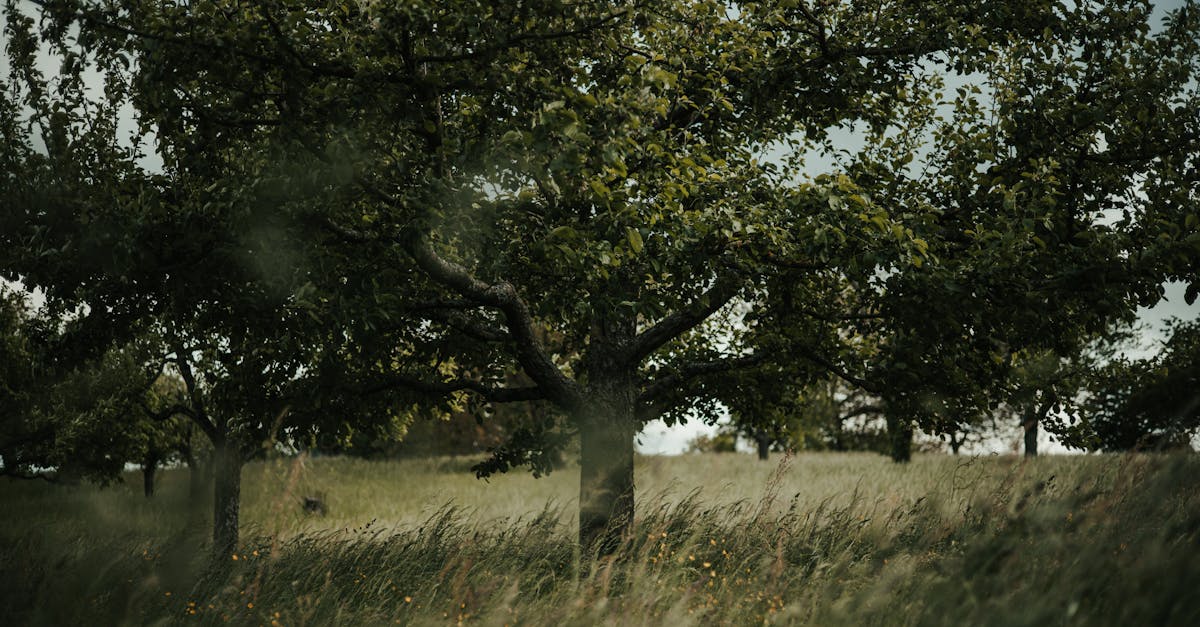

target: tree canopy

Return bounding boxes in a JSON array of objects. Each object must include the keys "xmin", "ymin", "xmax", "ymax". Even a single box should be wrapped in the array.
[{"xmin": 3, "ymin": 0, "xmax": 1198, "ymax": 555}]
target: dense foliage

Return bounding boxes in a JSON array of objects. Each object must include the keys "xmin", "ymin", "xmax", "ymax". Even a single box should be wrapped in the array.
[{"xmin": 3, "ymin": 0, "xmax": 1198, "ymax": 554}]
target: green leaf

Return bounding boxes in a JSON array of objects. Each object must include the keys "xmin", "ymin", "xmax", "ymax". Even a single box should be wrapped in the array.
[{"xmin": 626, "ymin": 227, "xmax": 643, "ymax": 254}]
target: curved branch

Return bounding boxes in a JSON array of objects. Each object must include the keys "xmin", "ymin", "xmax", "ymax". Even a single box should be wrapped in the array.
[
  {"xmin": 406, "ymin": 238, "xmax": 582, "ymax": 409},
  {"xmin": 422, "ymin": 309, "xmax": 510, "ymax": 343},
  {"xmin": 139, "ymin": 401, "xmax": 197, "ymax": 423},
  {"xmin": 796, "ymin": 348, "xmax": 881, "ymax": 395},
  {"xmin": 336, "ymin": 176, "xmax": 582, "ymax": 410},
  {"xmin": 171, "ymin": 346, "xmax": 220, "ymax": 441},
  {"xmin": 414, "ymin": 10, "xmax": 630, "ymax": 64},
  {"xmin": 625, "ymin": 272, "xmax": 746, "ymax": 366}
]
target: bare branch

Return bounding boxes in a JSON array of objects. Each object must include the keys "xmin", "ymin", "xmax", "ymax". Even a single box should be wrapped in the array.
[
  {"xmin": 139, "ymin": 401, "xmax": 196, "ymax": 423},
  {"xmin": 422, "ymin": 308, "xmax": 510, "ymax": 343}
]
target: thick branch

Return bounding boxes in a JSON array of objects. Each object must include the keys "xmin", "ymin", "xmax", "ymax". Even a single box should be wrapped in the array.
[
  {"xmin": 406, "ymin": 238, "xmax": 582, "ymax": 409},
  {"xmin": 171, "ymin": 346, "xmax": 220, "ymax": 441},
  {"xmin": 323, "ymin": 200, "xmax": 576, "ymax": 406},
  {"xmin": 414, "ymin": 10, "xmax": 629, "ymax": 64},
  {"xmin": 840, "ymin": 404, "xmax": 883, "ymax": 422},
  {"xmin": 796, "ymin": 348, "xmax": 881, "ymax": 395},
  {"xmin": 625, "ymin": 272, "xmax": 746, "ymax": 365}
]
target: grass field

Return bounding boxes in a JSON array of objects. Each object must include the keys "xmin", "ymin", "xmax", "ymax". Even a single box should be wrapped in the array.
[{"xmin": 2, "ymin": 452, "xmax": 1198, "ymax": 625}]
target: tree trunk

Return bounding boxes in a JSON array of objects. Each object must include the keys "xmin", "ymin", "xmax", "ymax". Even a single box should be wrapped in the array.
[
  {"xmin": 1023, "ymin": 415, "xmax": 1039, "ymax": 457},
  {"xmin": 888, "ymin": 415, "xmax": 913, "ymax": 463},
  {"xmin": 142, "ymin": 453, "xmax": 158, "ymax": 498},
  {"xmin": 211, "ymin": 440, "xmax": 243, "ymax": 558},
  {"xmin": 755, "ymin": 433, "xmax": 771, "ymax": 460},
  {"xmin": 949, "ymin": 433, "xmax": 963, "ymax": 455},
  {"xmin": 577, "ymin": 384, "xmax": 636, "ymax": 557}
]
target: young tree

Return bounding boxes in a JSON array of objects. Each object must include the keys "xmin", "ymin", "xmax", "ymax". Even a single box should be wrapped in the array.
[
  {"xmin": 1057, "ymin": 318, "xmax": 1200, "ymax": 452},
  {"xmin": 722, "ymin": 376, "xmax": 886, "ymax": 459},
  {"xmin": 0, "ymin": 288, "xmax": 197, "ymax": 492}
]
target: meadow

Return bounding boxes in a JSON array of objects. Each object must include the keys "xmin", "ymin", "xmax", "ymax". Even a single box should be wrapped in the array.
[{"xmin": 2, "ymin": 452, "xmax": 1198, "ymax": 626}]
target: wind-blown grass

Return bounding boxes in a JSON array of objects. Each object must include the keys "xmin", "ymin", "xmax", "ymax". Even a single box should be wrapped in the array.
[{"xmin": 2, "ymin": 452, "xmax": 1197, "ymax": 625}]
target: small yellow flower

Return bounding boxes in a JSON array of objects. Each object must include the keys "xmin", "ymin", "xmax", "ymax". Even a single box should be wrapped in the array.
[
  {"xmin": 247, "ymin": 602, "xmax": 254, "ymax": 609},
  {"xmin": 232, "ymin": 554, "xmax": 239, "ymax": 561},
  {"xmin": 405, "ymin": 597, "xmax": 413, "ymax": 603},
  {"xmin": 164, "ymin": 592, "xmax": 172, "ymax": 597}
]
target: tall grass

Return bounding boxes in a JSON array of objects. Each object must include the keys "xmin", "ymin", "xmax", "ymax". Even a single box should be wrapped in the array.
[{"xmin": 2, "ymin": 452, "xmax": 1197, "ymax": 625}]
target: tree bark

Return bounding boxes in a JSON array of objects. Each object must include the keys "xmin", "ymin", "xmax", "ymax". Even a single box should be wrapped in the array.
[
  {"xmin": 142, "ymin": 453, "xmax": 158, "ymax": 498},
  {"xmin": 211, "ymin": 439, "xmax": 243, "ymax": 558},
  {"xmin": 888, "ymin": 415, "xmax": 914, "ymax": 463},
  {"xmin": 577, "ymin": 381, "xmax": 636, "ymax": 557},
  {"xmin": 755, "ymin": 432, "xmax": 771, "ymax": 460},
  {"xmin": 1023, "ymin": 414, "xmax": 1039, "ymax": 457}
]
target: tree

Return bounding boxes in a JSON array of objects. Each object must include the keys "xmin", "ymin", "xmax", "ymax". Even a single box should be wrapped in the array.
[
  {"xmin": 722, "ymin": 377, "xmax": 886, "ymax": 459},
  {"xmin": 0, "ymin": 287, "xmax": 55, "ymax": 481},
  {"xmin": 0, "ymin": 287, "xmax": 199, "ymax": 493},
  {"xmin": 1058, "ymin": 318, "xmax": 1200, "ymax": 451},
  {"xmin": 821, "ymin": 0, "xmax": 1200, "ymax": 462},
  {"xmin": 10, "ymin": 0, "xmax": 997, "ymax": 555},
  {"xmin": 0, "ymin": 5, "xmax": 385, "ymax": 556},
  {"xmin": 6, "ymin": 1, "xmax": 1199, "ymax": 557}
]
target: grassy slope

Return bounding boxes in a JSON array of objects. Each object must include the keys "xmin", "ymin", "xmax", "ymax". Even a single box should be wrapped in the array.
[{"xmin": 1, "ymin": 452, "xmax": 1198, "ymax": 626}]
